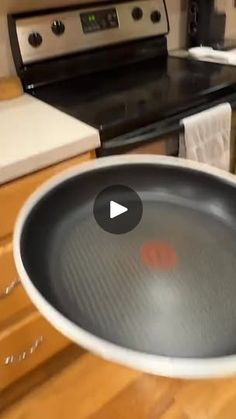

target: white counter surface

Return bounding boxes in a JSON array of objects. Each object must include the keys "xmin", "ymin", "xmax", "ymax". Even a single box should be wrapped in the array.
[{"xmin": 0, "ymin": 94, "xmax": 100, "ymax": 185}]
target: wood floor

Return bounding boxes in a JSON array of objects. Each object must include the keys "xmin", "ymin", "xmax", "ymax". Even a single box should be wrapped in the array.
[{"xmin": 2, "ymin": 345, "xmax": 236, "ymax": 419}]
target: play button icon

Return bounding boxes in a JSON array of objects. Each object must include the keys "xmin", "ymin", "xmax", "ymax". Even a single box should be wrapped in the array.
[
  {"xmin": 93, "ymin": 185, "xmax": 143, "ymax": 234},
  {"xmin": 110, "ymin": 201, "xmax": 128, "ymax": 219}
]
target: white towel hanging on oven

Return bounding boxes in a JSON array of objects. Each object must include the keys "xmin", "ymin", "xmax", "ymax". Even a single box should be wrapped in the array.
[{"xmin": 179, "ymin": 103, "xmax": 232, "ymax": 171}]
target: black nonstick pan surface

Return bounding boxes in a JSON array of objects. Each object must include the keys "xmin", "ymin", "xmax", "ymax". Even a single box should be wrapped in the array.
[{"xmin": 13, "ymin": 156, "xmax": 236, "ymax": 378}]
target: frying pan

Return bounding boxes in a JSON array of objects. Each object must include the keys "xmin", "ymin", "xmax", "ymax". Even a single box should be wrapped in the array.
[{"xmin": 13, "ymin": 155, "xmax": 236, "ymax": 379}]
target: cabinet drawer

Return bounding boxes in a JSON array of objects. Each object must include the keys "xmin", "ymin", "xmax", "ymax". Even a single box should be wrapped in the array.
[
  {"xmin": 0, "ymin": 242, "xmax": 32, "ymax": 328},
  {"xmin": 0, "ymin": 151, "xmax": 95, "ymax": 240},
  {"xmin": 0, "ymin": 311, "xmax": 69, "ymax": 390}
]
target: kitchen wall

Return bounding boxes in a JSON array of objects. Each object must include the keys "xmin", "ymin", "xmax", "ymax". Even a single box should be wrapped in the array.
[
  {"xmin": 0, "ymin": 0, "xmax": 187, "ymax": 78},
  {"xmin": 166, "ymin": 0, "xmax": 187, "ymax": 51},
  {"xmin": 216, "ymin": 0, "xmax": 236, "ymax": 38}
]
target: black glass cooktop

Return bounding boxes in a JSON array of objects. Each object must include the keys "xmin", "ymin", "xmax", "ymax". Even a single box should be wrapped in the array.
[{"xmin": 33, "ymin": 56, "xmax": 236, "ymax": 141}]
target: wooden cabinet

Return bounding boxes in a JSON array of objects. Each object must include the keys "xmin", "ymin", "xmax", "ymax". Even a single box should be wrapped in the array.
[
  {"xmin": 0, "ymin": 243, "xmax": 32, "ymax": 329},
  {"xmin": 0, "ymin": 311, "xmax": 68, "ymax": 390},
  {"xmin": 0, "ymin": 152, "xmax": 95, "ymax": 241},
  {"xmin": 0, "ymin": 150, "xmax": 95, "ymax": 391}
]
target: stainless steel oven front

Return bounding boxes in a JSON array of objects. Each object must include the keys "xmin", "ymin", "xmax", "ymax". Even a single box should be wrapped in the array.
[{"xmin": 125, "ymin": 134, "xmax": 179, "ymax": 155}]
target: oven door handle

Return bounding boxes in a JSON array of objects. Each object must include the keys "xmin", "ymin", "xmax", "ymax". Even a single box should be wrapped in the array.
[
  {"xmin": 103, "ymin": 122, "xmax": 182, "ymax": 150},
  {"xmin": 103, "ymin": 93, "xmax": 236, "ymax": 152}
]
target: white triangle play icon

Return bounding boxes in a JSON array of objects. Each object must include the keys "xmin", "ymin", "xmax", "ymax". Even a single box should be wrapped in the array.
[{"xmin": 110, "ymin": 200, "xmax": 128, "ymax": 219}]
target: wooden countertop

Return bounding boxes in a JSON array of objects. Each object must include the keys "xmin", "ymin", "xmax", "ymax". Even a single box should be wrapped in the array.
[{"xmin": 1, "ymin": 346, "xmax": 236, "ymax": 418}]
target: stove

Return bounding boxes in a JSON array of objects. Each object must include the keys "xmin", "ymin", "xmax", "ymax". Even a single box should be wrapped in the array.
[{"xmin": 8, "ymin": 1, "xmax": 236, "ymax": 157}]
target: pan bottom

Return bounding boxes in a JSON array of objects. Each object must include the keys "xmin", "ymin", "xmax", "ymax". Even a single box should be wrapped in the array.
[{"xmin": 46, "ymin": 198, "xmax": 236, "ymax": 358}]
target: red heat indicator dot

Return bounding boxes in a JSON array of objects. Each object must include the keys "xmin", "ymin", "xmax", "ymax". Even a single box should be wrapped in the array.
[{"xmin": 140, "ymin": 241, "xmax": 177, "ymax": 270}]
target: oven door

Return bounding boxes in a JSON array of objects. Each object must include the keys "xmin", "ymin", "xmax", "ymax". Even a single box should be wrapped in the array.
[
  {"xmin": 99, "ymin": 104, "xmax": 236, "ymax": 171},
  {"xmin": 125, "ymin": 134, "xmax": 179, "ymax": 155},
  {"xmin": 98, "ymin": 123, "xmax": 180, "ymax": 157}
]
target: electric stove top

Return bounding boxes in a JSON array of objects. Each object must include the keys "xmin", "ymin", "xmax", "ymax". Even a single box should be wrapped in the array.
[{"xmin": 33, "ymin": 56, "xmax": 236, "ymax": 141}]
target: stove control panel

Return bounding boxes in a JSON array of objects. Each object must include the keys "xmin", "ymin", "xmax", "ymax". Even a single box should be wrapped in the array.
[
  {"xmin": 80, "ymin": 8, "xmax": 119, "ymax": 33},
  {"xmin": 10, "ymin": 0, "xmax": 169, "ymax": 64}
]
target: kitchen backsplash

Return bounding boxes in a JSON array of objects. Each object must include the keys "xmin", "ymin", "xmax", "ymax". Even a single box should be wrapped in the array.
[{"xmin": 1, "ymin": 0, "xmax": 236, "ymax": 79}]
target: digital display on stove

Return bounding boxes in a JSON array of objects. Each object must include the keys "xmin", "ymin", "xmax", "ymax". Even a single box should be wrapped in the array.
[{"xmin": 80, "ymin": 8, "xmax": 119, "ymax": 34}]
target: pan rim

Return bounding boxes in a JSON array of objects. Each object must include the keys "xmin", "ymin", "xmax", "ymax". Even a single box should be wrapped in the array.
[{"xmin": 13, "ymin": 155, "xmax": 236, "ymax": 379}]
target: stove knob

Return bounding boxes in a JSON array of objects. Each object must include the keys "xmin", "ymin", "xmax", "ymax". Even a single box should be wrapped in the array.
[
  {"xmin": 51, "ymin": 20, "xmax": 65, "ymax": 36},
  {"xmin": 151, "ymin": 10, "xmax": 161, "ymax": 23},
  {"xmin": 28, "ymin": 32, "xmax": 42, "ymax": 48},
  {"xmin": 132, "ymin": 7, "xmax": 143, "ymax": 20}
]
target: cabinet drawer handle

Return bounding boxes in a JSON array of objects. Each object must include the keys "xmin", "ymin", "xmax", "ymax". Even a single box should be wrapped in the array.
[
  {"xmin": 0, "ymin": 278, "xmax": 20, "ymax": 299},
  {"xmin": 4, "ymin": 336, "xmax": 44, "ymax": 365}
]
